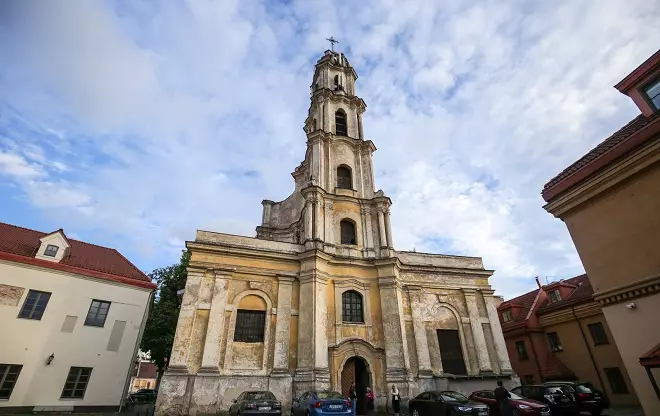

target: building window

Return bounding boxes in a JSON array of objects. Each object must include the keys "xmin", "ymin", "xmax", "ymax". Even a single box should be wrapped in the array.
[
  {"xmin": 604, "ymin": 367, "xmax": 629, "ymax": 394},
  {"xmin": 342, "ymin": 290, "xmax": 364, "ymax": 323},
  {"xmin": 523, "ymin": 374, "xmax": 535, "ymax": 385},
  {"xmin": 340, "ymin": 220, "xmax": 356, "ymax": 245},
  {"xmin": 337, "ymin": 166, "xmax": 352, "ymax": 189},
  {"xmin": 84, "ymin": 300, "xmax": 111, "ymax": 327},
  {"xmin": 502, "ymin": 309, "xmax": 513, "ymax": 323},
  {"xmin": 44, "ymin": 244, "xmax": 59, "ymax": 257},
  {"xmin": 436, "ymin": 329, "xmax": 467, "ymax": 375},
  {"xmin": 515, "ymin": 340, "xmax": 529, "ymax": 360},
  {"xmin": 335, "ymin": 109, "xmax": 347, "ymax": 136},
  {"xmin": 61, "ymin": 366, "xmax": 92, "ymax": 399},
  {"xmin": 549, "ymin": 289, "xmax": 562, "ymax": 303},
  {"xmin": 588, "ymin": 322, "xmax": 609, "ymax": 346},
  {"xmin": 0, "ymin": 364, "xmax": 22, "ymax": 400},
  {"xmin": 645, "ymin": 78, "xmax": 660, "ymax": 110},
  {"xmin": 547, "ymin": 332, "xmax": 563, "ymax": 352},
  {"xmin": 234, "ymin": 310, "xmax": 266, "ymax": 342},
  {"xmin": 18, "ymin": 290, "xmax": 51, "ymax": 320}
]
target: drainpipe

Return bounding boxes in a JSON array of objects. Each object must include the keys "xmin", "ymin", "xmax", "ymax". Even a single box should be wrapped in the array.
[
  {"xmin": 527, "ymin": 333, "xmax": 544, "ymax": 383},
  {"xmin": 571, "ymin": 307, "xmax": 609, "ymax": 403},
  {"xmin": 119, "ymin": 289, "xmax": 155, "ymax": 412}
]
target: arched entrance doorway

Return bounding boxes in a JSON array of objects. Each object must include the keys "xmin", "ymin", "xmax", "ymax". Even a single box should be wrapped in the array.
[{"xmin": 341, "ymin": 356, "xmax": 371, "ymax": 415}]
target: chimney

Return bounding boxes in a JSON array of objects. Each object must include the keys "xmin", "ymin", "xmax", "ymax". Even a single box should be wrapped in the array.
[{"xmin": 535, "ymin": 277, "xmax": 542, "ymax": 289}]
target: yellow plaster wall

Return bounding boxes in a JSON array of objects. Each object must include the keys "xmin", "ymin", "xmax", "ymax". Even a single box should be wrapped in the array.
[
  {"xmin": 368, "ymin": 282, "xmax": 384, "ymax": 344},
  {"xmin": 238, "ymin": 294, "xmax": 267, "ymax": 311}
]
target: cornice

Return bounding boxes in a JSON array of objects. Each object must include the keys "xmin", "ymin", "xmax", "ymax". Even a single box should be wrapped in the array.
[
  {"xmin": 594, "ymin": 272, "xmax": 660, "ymax": 306},
  {"xmin": 544, "ymin": 132, "xmax": 660, "ymax": 217},
  {"xmin": 187, "ymin": 241, "xmax": 301, "ymax": 263}
]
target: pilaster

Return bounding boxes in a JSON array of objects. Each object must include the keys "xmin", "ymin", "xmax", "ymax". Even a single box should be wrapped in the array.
[
  {"xmin": 377, "ymin": 276, "xmax": 411, "ymax": 382},
  {"xmin": 463, "ymin": 289, "xmax": 492, "ymax": 373},
  {"xmin": 168, "ymin": 269, "xmax": 204, "ymax": 370},
  {"xmin": 199, "ymin": 269, "xmax": 232, "ymax": 372},
  {"xmin": 273, "ymin": 275, "xmax": 296, "ymax": 372},
  {"xmin": 408, "ymin": 286, "xmax": 433, "ymax": 377},
  {"xmin": 483, "ymin": 290, "xmax": 513, "ymax": 373}
]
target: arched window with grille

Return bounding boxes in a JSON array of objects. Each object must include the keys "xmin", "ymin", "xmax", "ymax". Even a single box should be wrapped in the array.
[
  {"xmin": 340, "ymin": 220, "xmax": 356, "ymax": 245},
  {"xmin": 336, "ymin": 166, "xmax": 352, "ymax": 189},
  {"xmin": 342, "ymin": 290, "xmax": 364, "ymax": 323},
  {"xmin": 335, "ymin": 109, "xmax": 347, "ymax": 136}
]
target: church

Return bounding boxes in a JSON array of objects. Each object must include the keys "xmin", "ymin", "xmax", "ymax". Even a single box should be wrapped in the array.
[{"xmin": 156, "ymin": 48, "xmax": 514, "ymax": 416}]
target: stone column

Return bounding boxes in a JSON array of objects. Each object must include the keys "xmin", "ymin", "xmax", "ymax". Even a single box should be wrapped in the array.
[
  {"xmin": 364, "ymin": 208, "xmax": 374, "ymax": 251},
  {"xmin": 357, "ymin": 112, "xmax": 364, "ymax": 140},
  {"xmin": 463, "ymin": 289, "xmax": 492, "ymax": 373},
  {"xmin": 168, "ymin": 269, "xmax": 204, "ymax": 369},
  {"xmin": 377, "ymin": 210, "xmax": 387, "ymax": 248},
  {"xmin": 358, "ymin": 150, "xmax": 365, "ymax": 196},
  {"xmin": 325, "ymin": 203, "xmax": 334, "ymax": 244},
  {"xmin": 483, "ymin": 291, "xmax": 513, "ymax": 372},
  {"xmin": 378, "ymin": 277, "xmax": 410, "ymax": 384},
  {"xmin": 273, "ymin": 275, "xmax": 296, "ymax": 372},
  {"xmin": 313, "ymin": 198, "xmax": 322, "ymax": 240},
  {"xmin": 314, "ymin": 274, "xmax": 330, "ymax": 383},
  {"xmin": 408, "ymin": 287, "xmax": 433, "ymax": 376},
  {"xmin": 304, "ymin": 200, "xmax": 313, "ymax": 241},
  {"xmin": 199, "ymin": 270, "xmax": 231, "ymax": 372},
  {"xmin": 384, "ymin": 210, "xmax": 394, "ymax": 248}
]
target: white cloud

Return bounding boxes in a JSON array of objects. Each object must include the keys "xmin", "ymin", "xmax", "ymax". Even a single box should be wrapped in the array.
[{"xmin": 0, "ymin": 0, "xmax": 659, "ymax": 298}]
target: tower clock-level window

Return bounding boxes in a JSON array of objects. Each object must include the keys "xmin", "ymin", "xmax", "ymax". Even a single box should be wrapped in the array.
[
  {"xmin": 337, "ymin": 166, "xmax": 352, "ymax": 189},
  {"xmin": 342, "ymin": 290, "xmax": 364, "ymax": 323},
  {"xmin": 340, "ymin": 220, "xmax": 356, "ymax": 245},
  {"xmin": 335, "ymin": 109, "xmax": 348, "ymax": 136}
]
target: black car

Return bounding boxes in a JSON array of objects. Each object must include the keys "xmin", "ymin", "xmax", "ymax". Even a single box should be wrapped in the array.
[
  {"xmin": 408, "ymin": 390, "xmax": 489, "ymax": 415},
  {"xmin": 511, "ymin": 385, "xmax": 578, "ymax": 415},
  {"xmin": 544, "ymin": 381, "xmax": 609, "ymax": 415},
  {"xmin": 230, "ymin": 391, "xmax": 282, "ymax": 416},
  {"xmin": 127, "ymin": 389, "xmax": 158, "ymax": 403}
]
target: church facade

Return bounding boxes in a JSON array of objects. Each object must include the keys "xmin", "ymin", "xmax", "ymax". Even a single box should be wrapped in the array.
[{"xmin": 157, "ymin": 50, "xmax": 513, "ymax": 416}]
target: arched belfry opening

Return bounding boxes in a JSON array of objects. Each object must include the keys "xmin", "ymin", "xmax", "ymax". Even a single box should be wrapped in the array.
[
  {"xmin": 340, "ymin": 220, "xmax": 356, "ymax": 245},
  {"xmin": 337, "ymin": 165, "xmax": 352, "ymax": 189},
  {"xmin": 341, "ymin": 357, "xmax": 372, "ymax": 415},
  {"xmin": 335, "ymin": 109, "xmax": 348, "ymax": 136}
]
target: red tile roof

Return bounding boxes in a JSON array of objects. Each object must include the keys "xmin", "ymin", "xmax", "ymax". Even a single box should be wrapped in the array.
[
  {"xmin": 543, "ymin": 111, "xmax": 660, "ymax": 198},
  {"xmin": 498, "ymin": 288, "xmax": 541, "ymax": 330},
  {"xmin": 536, "ymin": 274, "xmax": 593, "ymax": 313},
  {"xmin": 0, "ymin": 222, "xmax": 153, "ymax": 288}
]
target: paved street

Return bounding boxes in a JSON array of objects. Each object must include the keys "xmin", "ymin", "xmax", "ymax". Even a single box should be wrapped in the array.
[{"xmin": 588, "ymin": 409, "xmax": 644, "ymax": 416}]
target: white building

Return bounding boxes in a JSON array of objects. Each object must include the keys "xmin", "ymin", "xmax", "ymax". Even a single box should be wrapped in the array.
[{"xmin": 0, "ymin": 222, "xmax": 155, "ymax": 412}]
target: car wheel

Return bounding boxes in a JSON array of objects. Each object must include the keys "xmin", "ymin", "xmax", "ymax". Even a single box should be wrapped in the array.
[{"xmin": 412, "ymin": 408, "xmax": 420, "ymax": 416}]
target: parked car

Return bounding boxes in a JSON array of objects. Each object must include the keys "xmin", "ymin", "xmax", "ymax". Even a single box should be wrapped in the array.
[
  {"xmin": 469, "ymin": 390, "xmax": 550, "ymax": 416},
  {"xmin": 408, "ymin": 390, "xmax": 489, "ymax": 415},
  {"xmin": 291, "ymin": 390, "xmax": 351, "ymax": 416},
  {"xmin": 544, "ymin": 381, "xmax": 609, "ymax": 416},
  {"xmin": 511, "ymin": 385, "xmax": 578, "ymax": 415},
  {"xmin": 229, "ymin": 391, "xmax": 282, "ymax": 416},
  {"xmin": 126, "ymin": 389, "xmax": 158, "ymax": 403}
]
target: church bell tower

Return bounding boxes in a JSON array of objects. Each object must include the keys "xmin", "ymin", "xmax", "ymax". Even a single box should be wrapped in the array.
[{"xmin": 257, "ymin": 48, "xmax": 395, "ymax": 258}]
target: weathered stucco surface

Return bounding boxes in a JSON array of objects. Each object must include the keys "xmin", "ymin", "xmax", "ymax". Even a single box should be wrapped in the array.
[{"xmin": 157, "ymin": 49, "xmax": 513, "ymax": 415}]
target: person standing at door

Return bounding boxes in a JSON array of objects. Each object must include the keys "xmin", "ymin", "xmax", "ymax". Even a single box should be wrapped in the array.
[
  {"xmin": 494, "ymin": 380, "xmax": 513, "ymax": 416},
  {"xmin": 390, "ymin": 385, "xmax": 400, "ymax": 416},
  {"xmin": 365, "ymin": 387, "xmax": 375, "ymax": 416},
  {"xmin": 349, "ymin": 382, "xmax": 357, "ymax": 416}
]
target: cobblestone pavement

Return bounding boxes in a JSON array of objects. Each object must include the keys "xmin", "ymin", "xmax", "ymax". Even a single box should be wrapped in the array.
[{"xmin": 593, "ymin": 408, "xmax": 644, "ymax": 416}]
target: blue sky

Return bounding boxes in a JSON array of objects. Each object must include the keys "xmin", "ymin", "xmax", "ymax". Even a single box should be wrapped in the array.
[{"xmin": 0, "ymin": 0, "xmax": 658, "ymax": 298}]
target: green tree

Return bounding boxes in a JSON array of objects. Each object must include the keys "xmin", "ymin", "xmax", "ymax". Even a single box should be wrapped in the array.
[{"xmin": 141, "ymin": 249, "xmax": 190, "ymax": 386}]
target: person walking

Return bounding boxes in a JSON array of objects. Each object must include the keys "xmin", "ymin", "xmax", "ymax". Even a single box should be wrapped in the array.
[
  {"xmin": 365, "ymin": 387, "xmax": 375, "ymax": 416},
  {"xmin": 494, "ymin": 380, "xmax": 513, "ymax": 416},
  {"xmin": 390, "ymin": 385, "xmax": 400, "ymax": 416},
  {"xmin": 348, "ymin": 382, "xmax": 357, "ymax": 416}
]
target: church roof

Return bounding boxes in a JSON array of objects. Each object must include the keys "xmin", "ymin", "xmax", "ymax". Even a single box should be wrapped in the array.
[{"xmin": 0, "ymin": 221, "xmax": 154, "ymax": 288}]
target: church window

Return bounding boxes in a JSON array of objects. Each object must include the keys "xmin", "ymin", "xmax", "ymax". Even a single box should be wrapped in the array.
[
  {"xmin": 336, "ymin": 166, "xmax": 352, "ymax": 189},
  {"xmin": 437, "ymin": 329, "xmax": 467, "ymax": 375},
  {"xmin": 342, "ymin": 291, "xmax": 364, "ymax": 323},
  {"xmin": 340, "ymin": 220, "xmax": 356, "ymax": 245},
  {"xmin": 335, "ymin": 109, "xmax": 347, "ymax": 136},
  {"xmin": 234, "ymin": 310, "xmax": 266, "ymax": 342}
]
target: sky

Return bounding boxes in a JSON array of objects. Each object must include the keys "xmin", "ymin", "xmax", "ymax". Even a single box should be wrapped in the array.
[{"xmin": 0, "ymin": 0, "xmax": 658, "ymax": 299}]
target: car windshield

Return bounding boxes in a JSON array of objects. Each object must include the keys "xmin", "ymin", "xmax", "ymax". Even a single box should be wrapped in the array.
[
  {"xmin": 577, "ymin": 383, "xmax": 594, "ymax": 393},
  {"xmin": 545, "ymin": 386, "xmax": 569, "ymax": 395},
  {"xmin": 245, "ymin": 392, "xmax": 275, "ymax": 400},
  {"xmin": 439, "ymin": 392, "xmax": 468, "ymax": 402},
  {"xmin": 509, "ymin": 392, "xmax": 524, "ymax": 400},
  {"xmin": 317, "ymin": 391, "xmax": 345, "ymax": 399}
]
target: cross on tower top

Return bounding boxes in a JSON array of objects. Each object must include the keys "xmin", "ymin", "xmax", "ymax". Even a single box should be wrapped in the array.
[{"xmin": 326, "ymin": 36, "xmax": 339, "ymax": 51}]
